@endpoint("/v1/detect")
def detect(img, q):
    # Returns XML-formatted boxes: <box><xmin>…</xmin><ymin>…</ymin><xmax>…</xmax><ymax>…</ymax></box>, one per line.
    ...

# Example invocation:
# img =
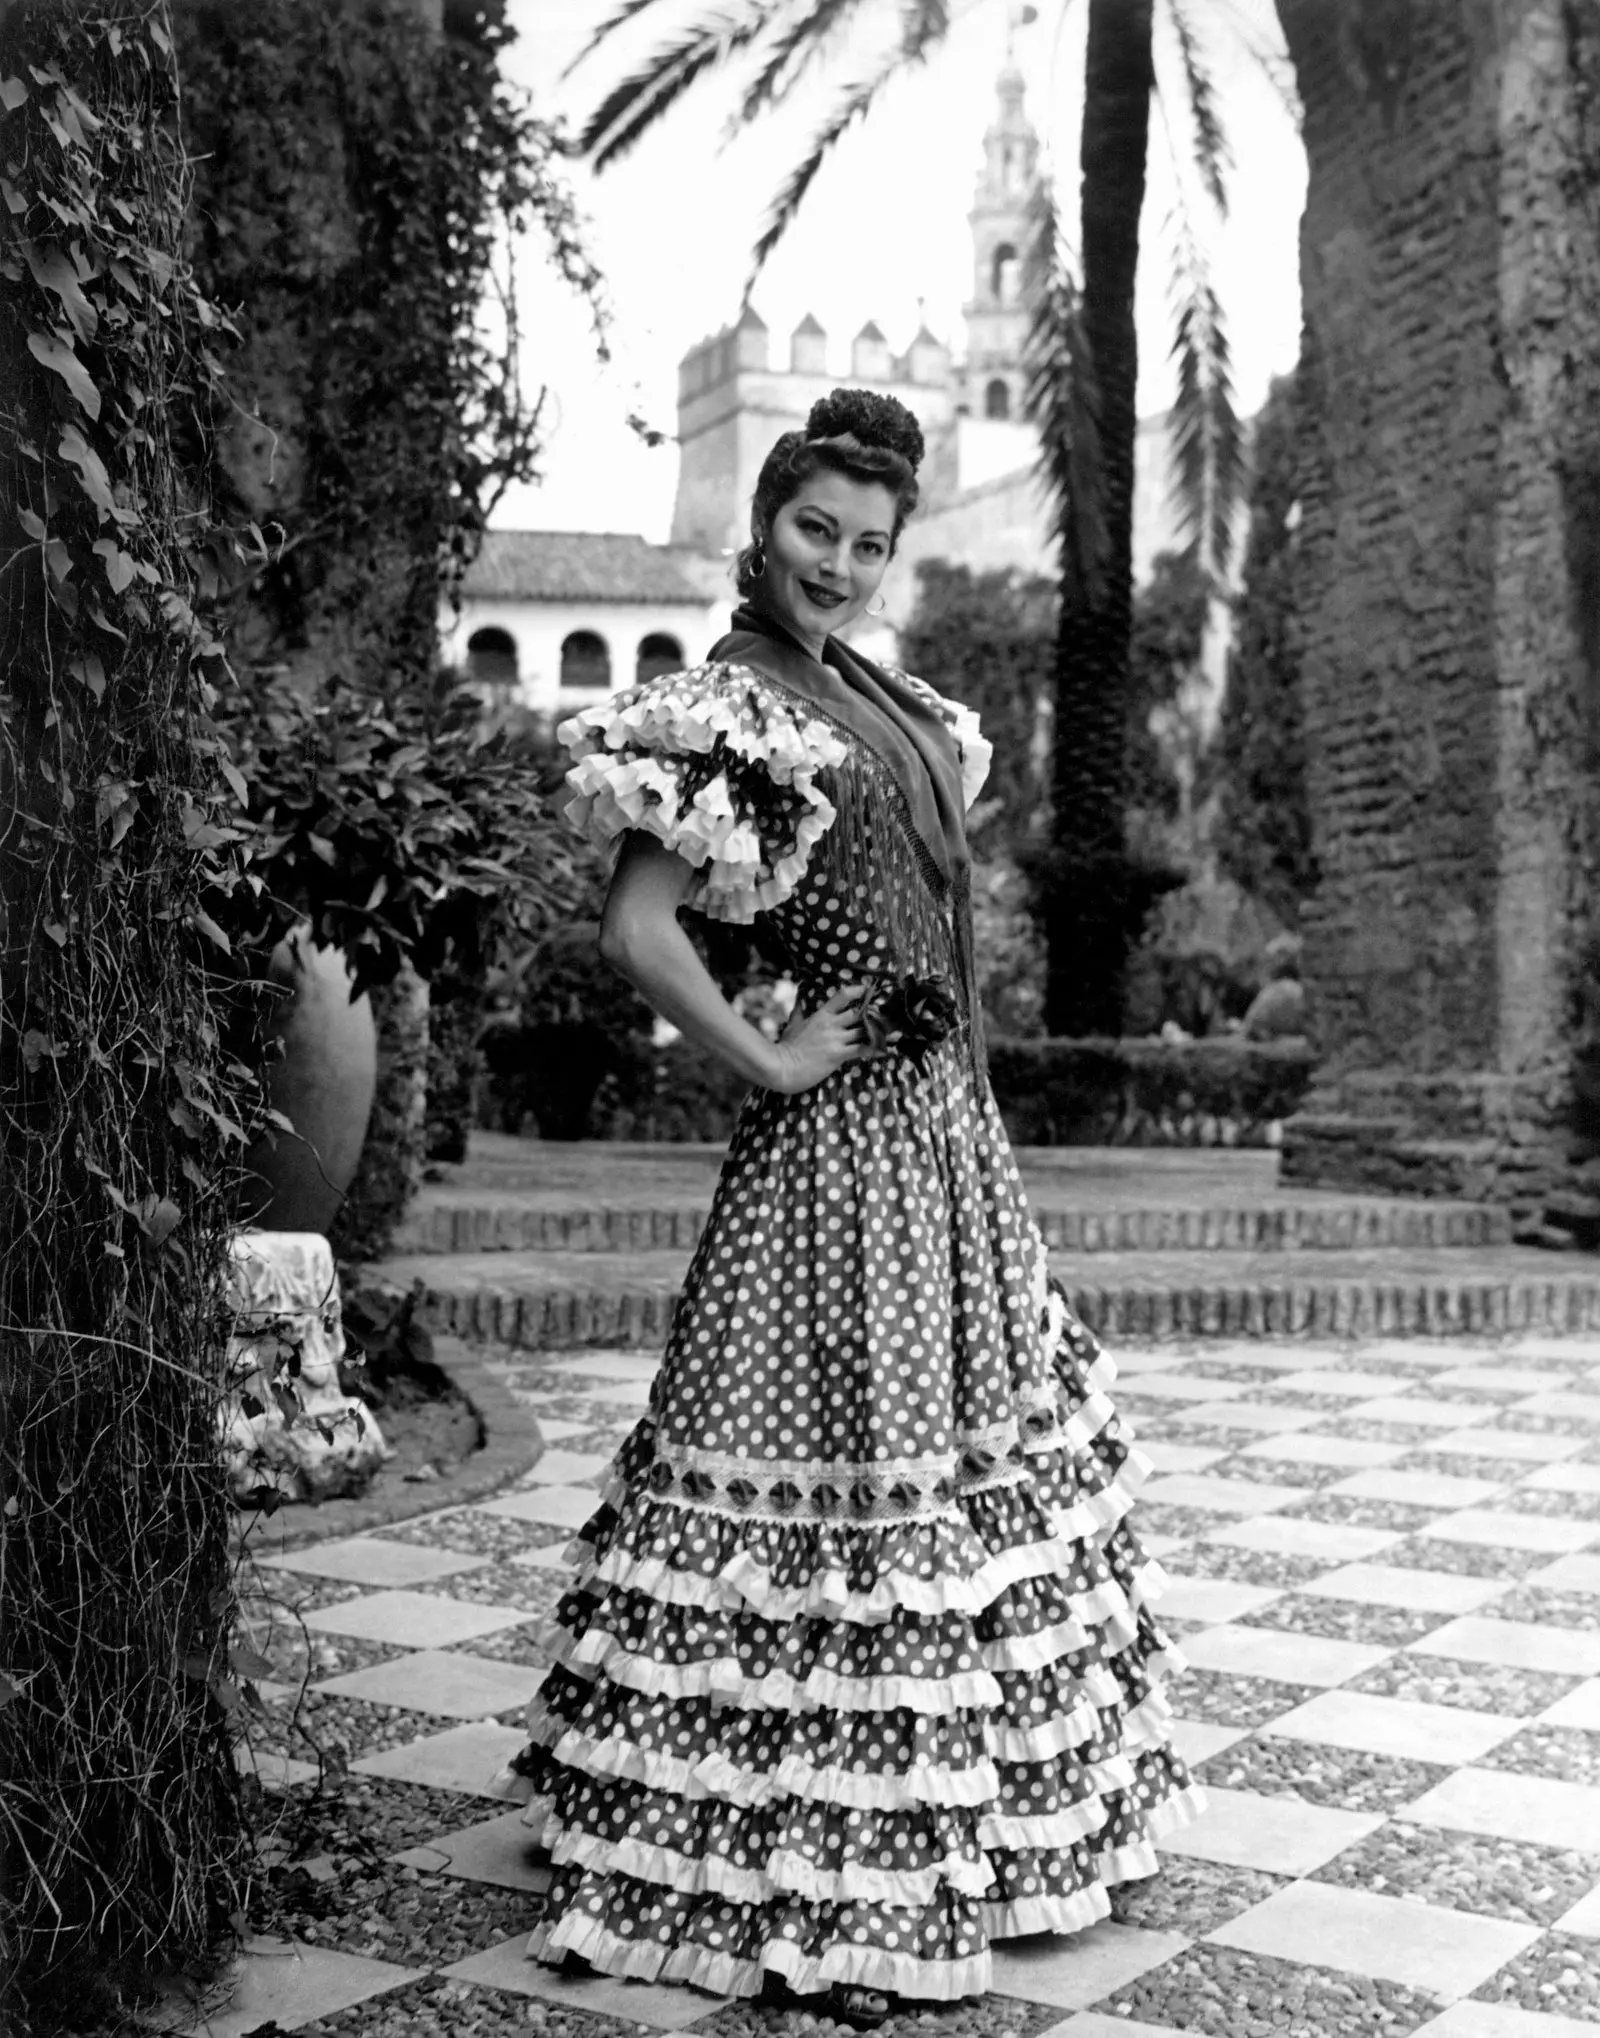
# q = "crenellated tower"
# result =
<box><xmin>963</xmin><ymin>59</ymin><xmax>1040</xmax><ymax>423</ymax></box>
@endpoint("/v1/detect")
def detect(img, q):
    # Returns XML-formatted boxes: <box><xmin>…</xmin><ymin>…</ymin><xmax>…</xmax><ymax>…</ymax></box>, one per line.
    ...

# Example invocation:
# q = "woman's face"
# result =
<box><xmin>754</xmin><ymin>468</ymin><xmax>898</xmax><ymax>655</ymax></box>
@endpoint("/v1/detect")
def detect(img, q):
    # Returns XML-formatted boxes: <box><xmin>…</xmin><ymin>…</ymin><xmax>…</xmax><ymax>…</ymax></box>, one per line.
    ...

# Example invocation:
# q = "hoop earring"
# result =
<box><xmin>748</xmin><ymin>543</ymin><xmax>766</xmax><ymax>581</ymax></box>
<box><xmin>865</xmin><ymin>593</ymin><xmax>886</xmax><ymax>615</ymax></box>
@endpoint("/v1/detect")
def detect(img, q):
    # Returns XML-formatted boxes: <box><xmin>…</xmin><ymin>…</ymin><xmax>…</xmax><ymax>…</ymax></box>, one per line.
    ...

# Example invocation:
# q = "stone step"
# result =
<box><xmin>361</xmin><ymin>1242</ymin><xmax>1600</xmax><ymax>1350</ymax></box>
<box><xmin>393</xmin><ymin>1196</ymin><xmax>1513</xmax><ymax>1257</ymax></box>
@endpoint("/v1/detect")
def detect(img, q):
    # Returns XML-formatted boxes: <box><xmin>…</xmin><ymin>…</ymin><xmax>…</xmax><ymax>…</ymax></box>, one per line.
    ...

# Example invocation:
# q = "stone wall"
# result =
<box><xmin>1280</xmin><ymin>0</ymin><xmax>1600</xmax><ymax>1220</ymax></box>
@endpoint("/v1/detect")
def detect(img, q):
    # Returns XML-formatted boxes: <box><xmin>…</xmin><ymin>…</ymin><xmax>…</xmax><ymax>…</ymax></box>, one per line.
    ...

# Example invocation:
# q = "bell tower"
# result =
<box><xmin>964</xmin><ymin>55</ymin><xmax>1039</xmax><ymax>422</ymax></box>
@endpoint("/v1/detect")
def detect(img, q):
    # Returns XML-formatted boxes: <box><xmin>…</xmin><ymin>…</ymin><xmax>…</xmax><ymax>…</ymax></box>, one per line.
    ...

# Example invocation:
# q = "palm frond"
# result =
<box><xmin>561</xmin><ymin>0</ymin><xmax>674</xmax><ymax>81</ymax></box>
<box><xmin>725</xmin><ymin>0</ymin><xmax>868</xmax><ymax>138</ymax></box>
<box><xmin>1020</xmin><ymin>180</ymin><xmax>1107</xmax><ymax>608</ymax></box>
<box><xmin>745</xmin><ymin>0</ymin><xmax>951</xmax><ymax>281</ymax></box>
<box><xmin>1164</xmin><ymin>204</ymin><xmax>1245</xmax><ymax>577</ymax></box>
<box><xmin>1160</xmin><ymin>0</ymin><xmax>1230</xmax><ymax>216</ymax></box>
<box><xmin>579</xmin><ymin>5</ymin><xmax>779</xmax><ymax>170</ymax></box>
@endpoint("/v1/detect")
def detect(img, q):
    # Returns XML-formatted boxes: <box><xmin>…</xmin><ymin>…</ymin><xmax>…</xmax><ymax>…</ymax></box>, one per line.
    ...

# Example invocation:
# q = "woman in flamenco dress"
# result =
<box><xmin>498</xmin><ymin>387</ymin><xmax>1202</xmax><ymax>2024</ymax></box>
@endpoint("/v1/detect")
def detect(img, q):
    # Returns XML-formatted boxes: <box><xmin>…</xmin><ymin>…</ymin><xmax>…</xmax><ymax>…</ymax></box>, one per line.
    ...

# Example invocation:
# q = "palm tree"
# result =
<box><xmin>567</xmin><ymin>0</ymin><xmax>1252</xmax><ymax>1035</ymax></box>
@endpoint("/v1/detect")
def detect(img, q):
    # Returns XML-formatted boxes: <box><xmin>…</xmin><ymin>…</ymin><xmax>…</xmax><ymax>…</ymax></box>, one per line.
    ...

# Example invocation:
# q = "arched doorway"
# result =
<box><xmin>559</xmin><ymin>629</ymin><xmax>611</xmax><ymax>693</ymax></box>
<box><xmin>465</xmin><ymin>625</ymin><xmax>517</xmax><ymax>694</ymax></box>
<box><xmin>984</xmin><ymin>377</ymin><xmax>1011</xmax><ymax>420</ymax></box>
<box><xmin>990</xmin><ymin>241</ymin><xmax>1019</xmax><ymax>304</ymax></box>
<box><xmin>636</xmin><ymin>632</ymin><xmax>683</xmax><ymax>684</ymax></box>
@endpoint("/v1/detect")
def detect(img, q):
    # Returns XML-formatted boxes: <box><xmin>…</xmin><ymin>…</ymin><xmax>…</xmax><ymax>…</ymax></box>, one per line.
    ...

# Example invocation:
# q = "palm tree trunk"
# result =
<box><xmin>1044</xmin><ymin>0</ymin><xmax>1154</xmax><ymax>1035</ymax></box>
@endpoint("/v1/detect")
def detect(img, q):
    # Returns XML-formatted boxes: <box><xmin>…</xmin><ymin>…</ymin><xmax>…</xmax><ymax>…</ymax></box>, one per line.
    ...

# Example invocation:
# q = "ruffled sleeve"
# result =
<box><xmin>556</xmin><ymin>663</ymin><xmax>849</xmax><ymax>924</ymax></box>
<box><xmin>888</xmin><ymin>669</ymin><xmax>993</xmax><ymax>812</ymax></box>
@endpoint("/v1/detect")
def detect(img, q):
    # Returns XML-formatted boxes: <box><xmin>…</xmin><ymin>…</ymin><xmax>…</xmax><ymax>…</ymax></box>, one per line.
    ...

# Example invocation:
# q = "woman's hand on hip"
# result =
<box><xmin>763</xmin><ymin>984</ymin><xmax>870</xmax><ymax>1094</ymax></box>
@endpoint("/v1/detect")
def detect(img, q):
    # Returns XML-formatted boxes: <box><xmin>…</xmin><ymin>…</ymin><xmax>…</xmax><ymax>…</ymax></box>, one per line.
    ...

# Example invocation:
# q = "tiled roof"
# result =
<box><xmin>462</xmin><ymin>531</ymin><xmax>708</xmax><ymax>605</ymax></box>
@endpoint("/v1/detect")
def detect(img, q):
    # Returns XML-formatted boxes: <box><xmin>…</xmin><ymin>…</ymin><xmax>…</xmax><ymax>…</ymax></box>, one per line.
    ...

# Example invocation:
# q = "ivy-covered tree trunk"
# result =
<box><xmin>1044</xmin><ymin>0</ymin><xmax>1155</xmax><ymax>1036</ymax></box>
<box><xmin>0</xmin><ymin>2</ymin><xmax>248</xmax><ymax>2020</ymax></box>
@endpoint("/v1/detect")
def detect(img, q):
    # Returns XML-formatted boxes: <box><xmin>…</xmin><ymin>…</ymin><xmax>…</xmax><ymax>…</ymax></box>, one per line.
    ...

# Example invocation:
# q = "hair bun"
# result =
<box><xmin>806</xmin><ymin>387</ymin><xmax>925</xmax><ymax>473</ymax></box>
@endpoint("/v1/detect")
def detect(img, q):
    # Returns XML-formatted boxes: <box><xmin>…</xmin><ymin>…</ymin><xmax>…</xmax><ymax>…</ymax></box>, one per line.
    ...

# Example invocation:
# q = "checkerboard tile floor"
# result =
<box><xmin>190</xmin><ymin>1336</ymin><xmax>1600</xmax><ymax>2038</ymax></box>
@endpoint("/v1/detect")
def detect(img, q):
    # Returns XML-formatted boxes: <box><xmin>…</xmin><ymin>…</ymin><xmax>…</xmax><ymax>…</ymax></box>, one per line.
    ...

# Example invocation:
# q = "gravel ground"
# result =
<box><xmin>416</xmin><ymin>1569</ymin><xmax>572</xmax><ymax>1617</ymax></box>
<box><xmin>388</xmin><ymin>1508</ymin><xmax>571</xmax><ymax>1558</ymax></box>
<box><xmin>1095</xmin><ymin>1940</ymin><xmax>1443</xmax><ymax>2035</ymax></box>
<box><xmin>1167</xmin><ymin>1669</ymin><xmax>1320</xmax><ymax>1728</ymax></box>
<box><xmin>260</xmin><ymin>1775</ymin><xmax>491</xmax><ymax>1863</ymax></box>
<box><xmin>459</xmin><ymin>1615</ymin><xmax>559</xmax><ymax>1663</ymax></box>
<box><xmin>1486</xmin><ymin>1488</ymin><xmax>1600</xmax><ymax>1521</ymax></box>
<box><xmin>258</xmin><ymin>1863</ymin><xmax>543</xmax><ymax>1968</ymax></box>
<box><xmin>1205</xmin><ymin>1457</ymin><xmax>1347</xmax><ymax>1489</ymax></box>
<box><xmin>285</xmin><ymin>1976</ymin><xmax>641</xmax><ymax>2038</ymax></box>
<box><xmin>1479</xmin><ymin>1723</ymin><xmax>1600</xmax><ymax>1785</ymax></box>
<box><xmin>250</xmin><ymin>1689</ymin><xmax>457</xmax><ymax>1762</ymax></box>
<box><xmin>241</xmin><ymin>1569</ymin><xmax>375</xmax><ymax>1616</ymax></box>
<box><xmin>1396</xmin><ymin>1450</ymin><xmax>1551</xmax><ymax>1482</ymax></box>
<box><xmin>1238</xmin><ymin>1595</ymin><xmax>1453</xmax><ymax>1648</ymax></box>
<box><xmin>1108</xmin><ymin>1854</ymin><xmax>1289</xmax><ymax>1934</ymax></box>
<box><xmin>1469</xmin><ymin>1931</ymin><xmax>1600</xmax><ymax>2022</ymax></box>
<box><xmin>1485</xmin><ymin>1586</ymin><xmax>1600</xmax><ymax>1631</ymax></box>
<box><xmin>1379</xmin><ymin>1536</ymin><xmax>1549</xmax><ymax>1579</ymax></box>
<box><xmin>1347</xmin><ymin>1654</ymin><xmax>1581</xmax><ymax>1715</ymax></box>
<box><xmin>1499</xmin><ymin>1408</ymin><xmax>1600</xmax><ymax>1434</ymax></box>
<box><xmin>1312</xmin><ymin>1419</ymin><xmax>1466</xmax><ymax>1446</ymax></box>
<box><xmin>1160</xmin><ymin>1543</ymin><xmax>1332</xmax><ymax>1588</ymax></box>
<box><xmin>1195</xmin><ymin>1733</ymin><xmax>1452</xmax><ymax>1813</ymax></box>
<box><xmin>1310</xmin><ymin>1825</ymin><xmax>1600</xmax><ymax>1925</ymax></box>
<box><xmin>289</xmin><ymin>1633</ymin><xmax>412</xmax><ymax>1685</ymax></box>
<box><xmin>702</xmin><ymin>1990</ymin><xmax>1066</xmax><ymax>2038</ymax></box>
<box><xmin>1136</xmin><ymin>1503</ymin><xmax>1249</xmax><ymax>1542</ymax></box>
<box><xmin>1278</xmin><ymin>1495</ymin><xmax>1438</xmax><ymax>1533</ymax></box>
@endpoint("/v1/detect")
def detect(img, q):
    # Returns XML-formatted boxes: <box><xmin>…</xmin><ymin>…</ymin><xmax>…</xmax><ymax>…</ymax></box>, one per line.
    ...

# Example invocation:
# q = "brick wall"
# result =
<box><xmin>1280</xmin><ymin>0</ymin><xmax>1600</xmax><ymax>1215</ymax></box>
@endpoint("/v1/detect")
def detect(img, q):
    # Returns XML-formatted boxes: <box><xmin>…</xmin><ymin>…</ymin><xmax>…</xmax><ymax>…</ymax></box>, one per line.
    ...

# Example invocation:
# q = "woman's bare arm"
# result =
<box><xmin>598</xmin><ymin>835</ymin><xmax>861</xmax><ymax>1095</ymax></box>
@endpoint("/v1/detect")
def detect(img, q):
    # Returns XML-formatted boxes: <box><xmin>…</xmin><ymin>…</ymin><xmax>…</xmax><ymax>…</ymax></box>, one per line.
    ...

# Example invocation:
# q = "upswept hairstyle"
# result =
<box><xmin>734</xmin><ymin>387</ymin><xmax>926</xmax><ymax>598</ymax></box>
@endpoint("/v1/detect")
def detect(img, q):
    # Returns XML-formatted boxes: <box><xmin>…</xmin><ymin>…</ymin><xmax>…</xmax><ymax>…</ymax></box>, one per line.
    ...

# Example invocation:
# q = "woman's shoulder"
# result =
<box><xmin>883</xmin><ymin>666</ymin><xmax>993</xmax><ymax>811</ymax></box>
<box><xmin>557</xmin><ymin>659</ymin><xmax>848</xmax><ymax>782</ymax></box>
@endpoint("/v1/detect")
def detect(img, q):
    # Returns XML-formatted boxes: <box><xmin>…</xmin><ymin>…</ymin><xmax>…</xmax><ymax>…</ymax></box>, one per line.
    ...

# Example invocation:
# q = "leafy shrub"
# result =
<box><xmin>988</xmin><ymin>1037</ymin><xmax>1315</xmax><ymax>1146</ymax></box>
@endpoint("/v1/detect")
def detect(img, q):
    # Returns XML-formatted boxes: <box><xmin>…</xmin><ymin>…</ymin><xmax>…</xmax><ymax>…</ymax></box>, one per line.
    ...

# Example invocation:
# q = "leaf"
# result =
<box><xmin>20</xmin><ymin>1029</ymin><xmax>62</xmax><ymax>1072</ymax></box>
<box><xmin>58</xmin><ymin>422</ymin><xmax>114</xmax><ymax>516</ymax></box>
<box><xmin>191</xmin><ymin>908</ymin><xmax>232</xmax><ymax>955</ymax></box>
<box><xmin>27</xmin><ymin>329</ymin><xmax>99</xmax><ymax>419</ymax></box>
<box><xmin>18</xmin><ymin>506</ymin><xmax>45</xmax><ymax>541</ymax></box>
<box><xmin>43</xmin><ymin>918</ymin><xmax>66</xmax><ymax>946</ymax></box>
<box><xmin>93</xmin><ymin>537</ymin><xmax>135</xmax><ymax>592</ymax></box>
<box><xmin>68</xmin><ymin>650</ymin><xmax>105</xmax><ymax>700</ymax></box>
<box><xmin>136</xmin><ymin>1194</ymin><xmax>181</xmax><ymax>1245</ymax></box>
<box><xmin>229</xmin><ymin>1643</ymin><xmax>276</xmax><ymax>1682</ymax></box>
<box><xmin>0</xmin><ymin>77</ymin><xmax>27</xmax><ymax>111</ymax></box>
<box><xmin>0</xmin><ymin>1670</ymin><xmax>29</xmax><ymax>1709</ymax></box>
<box><xmin>26</xmin><ymin>241</ymin><xmax>98</xmax><ymax>342</ymax></box>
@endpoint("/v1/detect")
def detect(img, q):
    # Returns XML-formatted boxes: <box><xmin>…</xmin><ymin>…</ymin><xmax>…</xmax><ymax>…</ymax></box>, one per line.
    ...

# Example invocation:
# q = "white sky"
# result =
<box><xmin>496</xmin><ymin>0</ymin><xmax>1307</xmax><ymax>543</ymax></box>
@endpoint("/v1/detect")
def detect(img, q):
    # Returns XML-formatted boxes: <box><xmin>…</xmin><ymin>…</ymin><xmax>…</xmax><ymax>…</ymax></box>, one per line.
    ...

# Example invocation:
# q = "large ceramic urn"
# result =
<box><xmin>241</xmin><ymin>930</ymin><xmax>377</xmax><ymax>1235</ymax></box>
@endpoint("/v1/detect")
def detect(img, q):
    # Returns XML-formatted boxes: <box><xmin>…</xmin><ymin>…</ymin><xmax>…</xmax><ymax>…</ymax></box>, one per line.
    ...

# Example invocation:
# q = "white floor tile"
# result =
<box><xmin>1206</xmin><ymin>1882</ymin><xmax>1538</xmax><ymax>2000</ymax></box>
<box><xmin>1185</xmin><ymin>1404</ymin><xmax>1318</xmax><ymax>1434</ymax></box>
<box><xmin>1414</xmin><ymin>2004</ymin><xmax>1600</xmax><ymax>2038</ymax></box>
<box><xmin>1178</xmin><ymin>1623</ymin><xmax>1391</xmax><ymax>1688</ymax></box>
<box><xmin>1435</xmin><ymin>1365</ymin><xmax>1577</xmax><ymax>1396</ymax></box>
<box><xmin>351</xmin><ymin>1719</ymin><xmax>529</xmax><ymax>1794</ymax></box>
<box><xmin>235</xmin><ymin>1746</ymin><xmax>320</xmax><ymax>1790</ymax></box>
<box><xmin>1420</xmin><ymin>1510</ymin><xmax>1600</xmax><ymax>1556</ymax></box>
<box><xmin>527</xmin><ymin>1447</ymin><xmax>612</xmax><ymax>1486</ymax></box>
<box><xmin>1169</xmin><ymin>1718</ymin><xmax>1250</xmax><ymax>1768</ymax></box>
<box><xmin>1121</xmin><ymin>1374</ymin><xmax>1249</xmax><ymax>1404</ymax></box>
<box><xmin>1509</xmin><ymin>1390</ymin><xmax>1600</xmax><ymax>1423</ymax></box>
<box><xmin>391</xmin><ymin>1807</ymin><xmax>552</xmax><ymax>1891</ymax></box>
<box><xmin>513</xmin><ymin>1541</ymin><xmax>578</xmax><ymax>1572</ymax></box>
<box><xmin>1521</xmin><ymin>1461</ymin><xmax>1600</xmax><ymax>1495</ymax></box>
<box><xmin>990</xmin><ymin>1921</ymin><xmax>1190</xmax><ymax>2009</ymax></box>
<box><xmin>1527</xmin><ymin>1551</ymin><xmax>1600</xmax><ymax>1595</ymax></box>
<box><xmin>533</xmin><ymin>1418</ymin><xmax>594</xmax><ymax>1442</ymax></box>
<box><xmin>255</xmin><ymin>1537</ymin><xmax>489</xmax><ymax>1587</ymax></box>
<box><xmin>1163</xmin><ymin>1785</ymin><xmax>1382</xmax><ymax>1876</ymax></box>
<box><xmin>145</xmin><ymin>1939</ymin><xmax>421</xmax><ymax>2038</ymax></box>
<box><xmin>1040</xmin><ymin>2017</ymin><xmax>1189</xmax><ymax>2038</ymax></box>
<box><xmin>551</xmin><ymin>1353</ymin><xmax>659</xmax><ymax>1381</ymax></box>
<box><xmin>1537</xmin><ymin>1679</ymin><xmax>1600</xmax><ymax>1730</ymax></box>
<box><xmin>440</xmin><ymin>1937</ymin><xmax>723</xmax><ymax>2027</ymax></box>
<box><xmin>478</xmin><ymin>1485</ymin><xmax>606</xmax><ymax>1529</ymax></box>
<box><xmin>1431</xmin><ymin>1429</ymin><xmax>1587</xmax><ymax>1463</ymax></box>
<box><xmin>1301</xmin><ymin>1562</ymin><xmax>1507</xmax><ymax>1615</ymax></box>
<box><xmin>1207</xmin><ymin>1516</ymin><xmax>1400</xmax><ymax>1562</ymax></box>
<box><xmin>1265</xmin><ymin>1689</ymin><xmax>1523</xmax><ymax>1766</ymax></box>
<box><xmin>1346</xmin><ymin>1397</ymin><xmax>1492</xmax><ymax>1429</ymax></box>
<box><xmin>1140</xmin><ymin>1474</ymin><xmax>1302</xmax><ymax>1515</ymax></box>
<box><xmin>1556</xmin><ymin>1884</ymin><xmax>1600</xmax><ymax>1937</ymax></box>
<box><xmin>1408</xmin><ymin>1615</ymin><xmax>1600</xmax><ymax>1677</ymax></box>
<box><xmin>1502</xmin><ymin>1336</ymin><xmax>1600</xmax><ymax>1364</ymax></box>
<box><xmin>1238</xmin><ymin>1434</ymin><xmax>1408</xmax><ymax>1469</ymax></box>
<box><xmin>314</xmin><ymin>1648</ymin><xmax>547</xmax><ymax>1718</ymax></box>
<box><xmin>304</xmin><ymin>1589</ymin><xmax>526</xmax><ymax>1649</ymax></box>
<box><xmin>1331</xmin><ymin>1469</ymin><xmax>1507</xmax><ymax>1510</ymax></box>
<box><xmin>1399</xmin><ymin>1765</ymin><xmax>1600</xmax><ymax>1852</ymax></box>
<box><xmin>1158</xmin><ymin>1578</ymin><xmax>1284</xmax><ymax>1626</ymax></box>
<box><xmin>1141</xmin><ymin>1442</ymin><xmax>1229</xmax><ymax>1475</ymax></box>
<box><xmin>1274</xmin><ymin>1369</ymin><xmax>1406</xmax><ymax>1399</ymax></box>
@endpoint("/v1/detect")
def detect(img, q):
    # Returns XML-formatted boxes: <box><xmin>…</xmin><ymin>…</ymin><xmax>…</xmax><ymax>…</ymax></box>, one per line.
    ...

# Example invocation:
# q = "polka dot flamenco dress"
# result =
<box><xmin>497</xmin><ymin>646</ymin><xmax>1204</xmax><ymax>2001</ymax></box>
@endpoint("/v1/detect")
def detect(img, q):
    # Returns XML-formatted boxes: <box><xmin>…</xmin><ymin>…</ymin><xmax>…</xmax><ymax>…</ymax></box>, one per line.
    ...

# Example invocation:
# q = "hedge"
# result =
<box><xmin>486</xmin><ymin>1031</ymin><xmax>1315</xmax><ymax>1147</ymax></box>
